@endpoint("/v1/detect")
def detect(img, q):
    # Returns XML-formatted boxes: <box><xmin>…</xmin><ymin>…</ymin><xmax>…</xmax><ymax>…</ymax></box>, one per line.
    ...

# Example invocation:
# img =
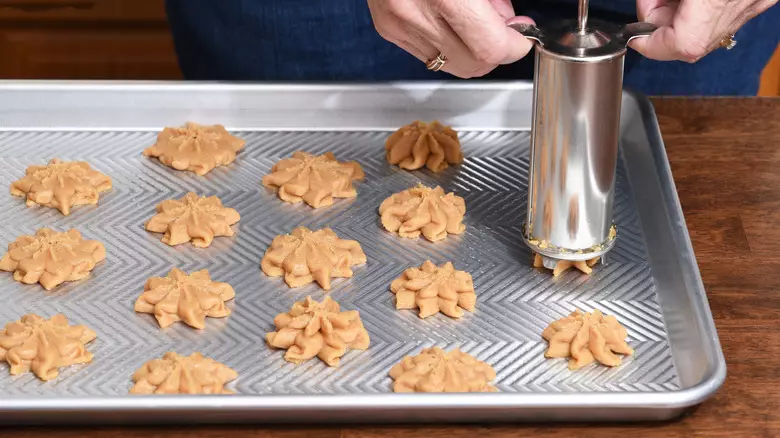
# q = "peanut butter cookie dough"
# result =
<box><xmin>263</xmin><ymin>151</ymin><xmax>365</xmax><ymax>208</ymax></box>
<box><xmin>533</xmin><ymin>253</ymin><xmax>600</xmax><ymax>277</ymax></box>
<box><xmin>0</xmin><ymin>228</ymin><xmax>105</xmax><ymax>290</ymax></box>
<box><xmin>385</xmin><ymin>121</ymin><xmax>463</xmax><ymax>173</ymax></box>
<box><xmin>130</xmin><ymin>352</ymin><xmax>238</xmax><ymax>394</ymax></box>
<box><xmin>0</xmin><ymin>314</ymin><xmax>96</xmax><ymax>381</ymax></box>
<box><xmin>379</xmin><ymin>184</ymin><xmax>466</xmax><ymax>242</ymax></box>
<box><xmin>145</xmin><ymin>192</ymin><xmax>240</xmax><ymax>248</ymax></box>
<box><xmin>266</xmin><ymin>296</ymin><xmax>370</xmax><ymax>367</ymax></box>
<box><xmin>10</xmin><ymin>158</ymin><xmax>112</xmax><ymax>216</ymax></box>
<box><xmin>260</xmin><ymin>226</ymin><xmax>366</xmax><ymax>290</ymax></box>
<box><xmin>389</xmin><ymin>347</ymin><xmax>497</xmax><ymax>393</ymax></box>
<box><xmin>390</xmin><ymin>261</ymin><xmax>476</xmax><ymax>319</ymax></box>
<box><xmin>134</xmin><ymin>268</ymin><xmax>235</xmax><ymax>329</ymax></box>
<box><xmin>143</xmin><ymin>122</ymin><xmax>246</xmax><ymax>176</ymax></box>
<box><xmin>543</xmin><ymin>309</ymin><xmax>634</xmax><ymax>370</ymax></box>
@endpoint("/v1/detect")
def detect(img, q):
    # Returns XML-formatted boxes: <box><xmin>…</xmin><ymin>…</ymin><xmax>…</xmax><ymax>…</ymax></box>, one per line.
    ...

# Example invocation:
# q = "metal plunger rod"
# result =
<box><xmin>577</xmin><ymin>0</ymin><xmax>589</xmax><ymax>33</ymax></box>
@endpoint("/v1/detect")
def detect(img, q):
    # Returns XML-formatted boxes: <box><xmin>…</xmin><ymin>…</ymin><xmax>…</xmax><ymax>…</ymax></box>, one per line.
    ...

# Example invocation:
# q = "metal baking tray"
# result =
<box><xmin>0</xmin><ymin>81</ymin><xmax>725</xmax><ymax>425</ymax></box>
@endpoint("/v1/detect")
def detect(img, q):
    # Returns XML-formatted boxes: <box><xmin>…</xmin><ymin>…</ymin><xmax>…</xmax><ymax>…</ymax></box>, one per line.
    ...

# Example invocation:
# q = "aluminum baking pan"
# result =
<box><xmin>0</xmin><ymin>81</ymin><xmax>725</xmax><ymax>425</ymax></box>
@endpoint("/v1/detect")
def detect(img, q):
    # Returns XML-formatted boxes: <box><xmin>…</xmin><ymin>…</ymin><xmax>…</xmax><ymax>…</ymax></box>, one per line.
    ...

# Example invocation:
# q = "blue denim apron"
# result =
<box><xmin>165</xmin><ymin>0</ymin><xmax>780</xmax><ymax>95</ymax></box>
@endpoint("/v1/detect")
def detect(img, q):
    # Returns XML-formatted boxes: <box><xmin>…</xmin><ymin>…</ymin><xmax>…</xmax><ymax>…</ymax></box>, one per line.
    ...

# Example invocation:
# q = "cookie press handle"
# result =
<box><xmin>619</xmin><ymin>22</ymin><xmax>658</xmax><ymax>45</ymax></box>
<box><xmin>508</xmin><ymin>0</ymin><xmax>657</xmax><ymax>46</ymax></box>
<box><xmin>507</xmin><ymin>21</ymin><xmax>658</xmax><ymax>48</ymax></box>
<box><xmin>507</xmin><ymin>23</ymin><xmax>543</xmax><ymax>46</ymax></box>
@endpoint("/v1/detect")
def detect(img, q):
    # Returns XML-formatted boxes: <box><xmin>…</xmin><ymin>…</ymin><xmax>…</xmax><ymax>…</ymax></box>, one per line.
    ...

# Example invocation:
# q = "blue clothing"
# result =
<box><xmin>165</xmin><ymin>1</ymin><xmax>780</xmax><ymax>95</ymax></box>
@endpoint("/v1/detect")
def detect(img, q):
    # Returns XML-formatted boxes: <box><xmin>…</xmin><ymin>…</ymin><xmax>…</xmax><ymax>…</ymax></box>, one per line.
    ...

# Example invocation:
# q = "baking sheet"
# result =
<box><xmin>0</xmin><ymin>82</ymin><xmax>725</xmax><ymax>424</ymax></box>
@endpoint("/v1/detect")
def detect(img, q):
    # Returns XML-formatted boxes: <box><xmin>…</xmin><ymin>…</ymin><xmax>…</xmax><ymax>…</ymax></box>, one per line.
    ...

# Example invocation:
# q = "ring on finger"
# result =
<box><xmin>719</xmin><ymin>33</ymin><xmax>737</xmax><ymax>50</ymax></box>
<box><xmin>426</xmin><ymin>53</ymin><xmax>447</xmax><ymax>72</ymax></box>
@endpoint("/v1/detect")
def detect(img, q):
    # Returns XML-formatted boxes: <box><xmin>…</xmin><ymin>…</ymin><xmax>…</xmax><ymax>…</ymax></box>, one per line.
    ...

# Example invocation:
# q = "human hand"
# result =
<box><xmin>631</xmin><ymin>0</ymin><xmax>779</xmax><ymax>62</ymax></box>
<box><xmin>367</xmin><ymin>0</ymin><xmax>535</xmax><ymax>78</ymax></box>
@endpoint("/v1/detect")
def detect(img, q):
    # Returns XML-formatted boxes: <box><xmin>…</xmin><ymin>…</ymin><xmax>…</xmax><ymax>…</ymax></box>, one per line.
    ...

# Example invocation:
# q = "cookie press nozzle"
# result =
<box><xmin>509</xmin><ymin>1</ymin><xmax>656</xmax><ymax>267</ymax></box>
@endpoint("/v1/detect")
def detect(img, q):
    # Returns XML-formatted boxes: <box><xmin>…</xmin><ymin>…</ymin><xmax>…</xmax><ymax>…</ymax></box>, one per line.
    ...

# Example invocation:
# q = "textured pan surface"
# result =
<box><xmin>0</xmin><ymin>129</ymin><xmax>678</xmax><ymax>396</ymax></box>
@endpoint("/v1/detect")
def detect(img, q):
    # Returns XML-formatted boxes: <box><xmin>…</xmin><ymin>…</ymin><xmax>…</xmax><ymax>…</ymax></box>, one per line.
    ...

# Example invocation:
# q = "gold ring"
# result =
<box><xmin>426</xmin><ymin>53</ymin><xmax>447</xmax><ymax>72</ymax></box>
<box><xmin>719</xmin><ymin>34</ymin><xmax>737</xmax><ymax>50</ymax></box>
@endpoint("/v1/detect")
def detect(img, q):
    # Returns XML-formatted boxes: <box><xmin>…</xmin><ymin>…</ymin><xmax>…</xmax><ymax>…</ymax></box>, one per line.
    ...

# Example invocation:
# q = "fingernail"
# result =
<box><xmin>506</xmin><ymin>16</ymin><xmax>535</xmax><ymax>26</ymax></box>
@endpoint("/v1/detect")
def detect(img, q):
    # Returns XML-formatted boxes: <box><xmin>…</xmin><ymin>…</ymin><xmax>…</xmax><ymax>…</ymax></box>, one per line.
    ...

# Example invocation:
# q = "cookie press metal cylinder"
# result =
<box><xmin>510</xmin><ymin>1</ymin><xmax>656</xmax><ymax>265</ymax></box>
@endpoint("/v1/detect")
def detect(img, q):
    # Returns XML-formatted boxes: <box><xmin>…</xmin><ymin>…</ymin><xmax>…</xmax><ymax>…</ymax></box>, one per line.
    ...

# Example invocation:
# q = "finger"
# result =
<box><xmin>438</xmin><ymin>0</ymin><xmax>534</xmax><ymax>65</ymax></box>
<box><xmin>729</xmin><ymin>0</ymin><xmax>774</xmax><ymax>31</ymax></box>
<box><xmin>419</xmin><ymin>18</ymin><xmax>499</xmax><ymax>78</ymax></box>
<box><xmin>506</xmin><ymin>16</ymin><xmax>536</xmax><ymax>26</ymax></box>
<box><xmin>396</xmin><ymin>3</ymin><xmax>501</xmax><ymax>78</ymax></box>
<box><xmin>438</xmin><ymin>23</ymin><xmax>497</xmax><ymax>78</ymax></box>
<box><xmin>635</xmin><ymin>0</ymin><xmax>677</xmax><ymax>22</ymax></box>
<box><xmin>489</xmin><ymin>0</ymin><xmax>516</xmax><ymax>20</ymax></box>
<box><xmin>371</xmin><ymin>11</ymin><xmax>482</xmax><ymax>78</ymax></box>
<box><xmin>631</xmin><ymin>0</ymin><xmax>727</xmax><ymax>62</ymax></box>
<box><xmin>629</xmin><ymin>0</ymin><xmax>677</xmax><ymax>58</ymax></box>
<box><xmin>370</xmin><ymin>8</ymin><xmax>438</xmax><ymax>64</ymax></box>
<box><xmin>400</xmin><ymin>21</ymin><xmax>441</xmax><ymax>63</ymax></box>
<box><xmin>433</xmin><ymin>14</ymin><xmax>535</xmax><ymax>77</ymax></box>
<box><xmin>629</xmin><ymin>26</ymin><xmax>682</xmax><ymax>61</ymax></box>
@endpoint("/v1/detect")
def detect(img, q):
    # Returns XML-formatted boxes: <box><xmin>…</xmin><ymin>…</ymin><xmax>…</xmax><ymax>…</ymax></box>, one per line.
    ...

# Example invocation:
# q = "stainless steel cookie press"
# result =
<box><xmin>509</xmin><ymin>0</ymin><xmax>656</xmax><ymax>269</ymax></box>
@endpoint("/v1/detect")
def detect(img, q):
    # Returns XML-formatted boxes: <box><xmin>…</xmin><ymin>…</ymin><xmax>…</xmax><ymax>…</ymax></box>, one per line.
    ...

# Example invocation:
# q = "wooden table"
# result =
<box><xmin>6</xmin><ymin>97</ymin><xmax>780</xmax><ymax>437</ymax></box>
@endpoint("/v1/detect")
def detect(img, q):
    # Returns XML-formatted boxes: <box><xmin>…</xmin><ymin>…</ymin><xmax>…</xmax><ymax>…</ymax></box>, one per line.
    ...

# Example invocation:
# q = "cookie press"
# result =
<box><xmin>509</xmin><ymin>0</ymin><xmax>656</xmax><ymax>269</ymax></box>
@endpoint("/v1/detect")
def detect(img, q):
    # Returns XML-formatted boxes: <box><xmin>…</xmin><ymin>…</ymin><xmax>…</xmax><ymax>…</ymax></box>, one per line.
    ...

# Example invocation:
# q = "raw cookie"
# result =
<box><xmin>260</xmin><ymin>226</ymin><xmax>366</xmax><ymax>290</ymax></box>
<box><xmin>379</xmin><ymin>184</ymin><xmax>466</xmax><ymax>242</ymax></box>
<box><xmin>390</xmin><ymin>261</ymin><xmax>476</xmax><ymax>319</ymax></box>
<box><xmin>134</xmin><ymin>268</ymin><xmax>235</xmax><ymax>329</ymax></box>
<box><xmin>145</xmin><ymin>192</ymin><xmax>240</xmax><ymax>248</ymax></box>
<box><xmin>143</xmin><ymin>122</ymin><xmax>246</xmax><ymax>176</ymax></box>
<box><xmin>266</xmin><ymin>296</ymin><xmax>370</xmax><ymax>367</ymax></box>
<box><xmin>542</xmin><ymin>309</ymin><xmax>634</xmax><ymax>370</ymax></box>
<box><xmin>0</xmin><ymin>228</ymin><xmax>105</xmax><ymax>290</ymax></box>
<box><xmin>263</xmin><ymin>151</ymin><xmax>364</xmax><ymax>208</ymax></box>
<box><xmin>389</xmin><ymin>347</ymin><xmax>497</xmax><ymax>393</ymax></box>
<box><xmin>130</xmin><ymin>352</ymin><xmax>238</xmax><ymax>394</ymax></box>
<box><xmin>0</xmin><ymin>314</ymin><xmax>96</xmax><ymax>381</ymax></box>
<box><xmin>385</xmin><ymin>121</ymin><xmax>463</xmax><ymax>173</ymax></box>
<box><xmin>533</xmin><ymin>253</ymin><xmax>600</xmax><ymax>277</ymax></box>
<box><xmin>10</xmin><ymin>158</ymin><xmax>112</xmax><ymax>216</ymax></box>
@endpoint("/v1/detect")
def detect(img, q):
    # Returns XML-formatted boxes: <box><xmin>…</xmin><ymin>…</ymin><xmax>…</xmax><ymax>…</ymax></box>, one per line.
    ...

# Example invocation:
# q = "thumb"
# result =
<box><xmin>489</xmin><ymin>0</ymin><xmax>516</xmax><ymax>20</ymax></box>
<box><xmin>506</xmin><ymin>16</ymin><xmax>536</xmax><ymax>27</ymax></box>
<box><xmin>502</xmin><ymin>16</ymin><xmax>537</xmax><ymax>64</ymax></box>
<box><xmin>628</xmin><ymin>1</ymin><xmax>677</xmax><ymax>59</ymax></box>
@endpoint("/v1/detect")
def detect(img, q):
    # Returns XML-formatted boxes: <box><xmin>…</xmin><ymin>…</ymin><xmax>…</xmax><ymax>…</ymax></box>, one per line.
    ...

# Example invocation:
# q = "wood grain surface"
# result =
<box><xmin>4</xmin><ymin>97</ymin><xmax>780</xmax><ymax>437</ymax></box>
<box><xmin>0</xmin><ymin>0</ymin><xmax>181</xmax><ymax>80</ymax></box>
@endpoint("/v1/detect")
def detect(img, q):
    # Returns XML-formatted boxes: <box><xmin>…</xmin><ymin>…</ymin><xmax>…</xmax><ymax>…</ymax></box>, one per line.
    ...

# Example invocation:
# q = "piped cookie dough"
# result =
<box><xmin>385</xmin><ymin>121</ymin><xmax>463</xmax><ymax>173</ymax></box>
<box><xmin>145</xmin><ymin>192</ymin><xmax>240</xmax><ymax>248</ymax></box>
<box><xmin>260</xmin><ymin>226</ymin><xmax>366</xmax><ymax>290</ymax></box>
<box><xmin>263</xmin><ymin>151</ymin><xmax>365</xmax><ymax>208</ymax></box>
<box><xmin>134</xmin><ymin>268</ymin><xmax>235</xmax><ymax>329</ymax></box>
<box><xmin>389</xmin><ymin>347</ymin><xmax>497</xmax><ymax>393</ymax></box>
<box><xmin>533</xmin><ymin>253</ymin><xmax>600</xmax><ymax>277</ymax></box>
<box><xmin>266</xmin><ymin>296</ymin><xmax>370</xmax><ymax>367</ymax></box>
<box><xmin>0</xmin><ymin>228</ymin><xmax>105</xmax><ymax>290</ymax></box>
<box><xmin>143</xmin><ymin>122</ymin><xmax>246</xmax><ymax>176</ymax></box>
<box><xmin>130</xmin><ymin>352</ymin><xmax>238</xmax><ymax>394</ymax></box>
<box><xmin>542</xmin><ymin>309</ymin><xmax>634</xmax><ymax>370</ymax></box>
<box><xmin>390</xmin><ymin>261</ymin><xmax>476</xmax><ymax>319</ymax></box>
<box><xmin>0</xmin><ymin>314</ymin><xmax>96</xmax><ymax>381</ymax></box>
<box><xmin>10</xmin><ymin>158</ymin><xmax>112</xmax><ymax>216</ymax></box>
<box><xmin>379</xmin><ymin>184</ymin><xmax>466</xmax><ymax>242</ymax></box>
